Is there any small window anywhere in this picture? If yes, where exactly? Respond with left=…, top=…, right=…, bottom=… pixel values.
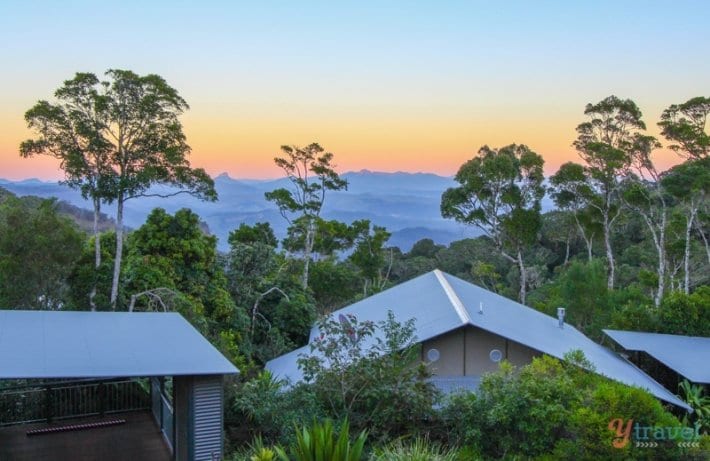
left=426, top=348, right=440, bottom=362
left=489, top=349, right=503, bottom=363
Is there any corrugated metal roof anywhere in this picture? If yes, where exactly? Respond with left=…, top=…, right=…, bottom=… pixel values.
left=308, top=271, right=463, bottom=344
left=0, top=310, right=238, bottom=379
left=265, top=270, right=691, bottom=410
left=603, top=329, right=710, bottom=384
left=441, top=273, right=691, bottom=410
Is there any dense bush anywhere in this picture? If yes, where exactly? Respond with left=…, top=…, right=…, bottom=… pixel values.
left=370, top=437, right=462, bottom=461
left=298, top=311, right=439, bottom=442
left=610, top=286, right=710, bottom=337
left=441, top=352, right=704, bottom=460
left=231, top=371, right=325, bottom=445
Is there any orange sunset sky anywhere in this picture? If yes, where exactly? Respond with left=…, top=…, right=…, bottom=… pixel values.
left=1, top=1, right=708, bottom=180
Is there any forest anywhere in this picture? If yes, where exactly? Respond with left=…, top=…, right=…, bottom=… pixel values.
left=0, top=70, right=708, bottom=459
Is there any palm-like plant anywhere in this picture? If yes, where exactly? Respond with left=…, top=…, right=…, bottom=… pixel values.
left=276, top=419, right=367, bottom=461
left=679, top=380, right=710, bottom=432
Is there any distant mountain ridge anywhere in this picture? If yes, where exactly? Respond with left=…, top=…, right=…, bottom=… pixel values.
left=0, top=171, right=481, bottom=251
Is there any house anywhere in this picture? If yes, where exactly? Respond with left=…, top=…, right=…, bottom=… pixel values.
left=603, top=329, right=710, bottom=391
left=0, top=310, right=238, bottom=461
left=266, top=270, right=690, bottom=411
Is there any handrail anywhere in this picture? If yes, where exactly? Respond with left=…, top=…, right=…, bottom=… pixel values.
left=0, top=379, right=150, bottom=426
left=0, top=377, right=133, bottom=392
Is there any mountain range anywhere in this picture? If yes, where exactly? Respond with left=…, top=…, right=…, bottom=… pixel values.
left=0, top=171, right=486, bottom=251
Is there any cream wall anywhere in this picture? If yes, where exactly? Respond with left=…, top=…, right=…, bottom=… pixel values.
left=421, top=326, right=541, bottom=376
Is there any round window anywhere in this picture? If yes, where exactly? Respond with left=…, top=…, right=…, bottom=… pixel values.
left=489, top=349, right=503, bottom=363
left=426, top=348, right=440, bottom=362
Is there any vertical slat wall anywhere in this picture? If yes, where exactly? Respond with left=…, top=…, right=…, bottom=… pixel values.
left=191, top=376, right=223, bottom=461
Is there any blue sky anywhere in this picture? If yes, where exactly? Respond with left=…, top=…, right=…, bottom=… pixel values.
left=1, top=1, right=708, bottom=178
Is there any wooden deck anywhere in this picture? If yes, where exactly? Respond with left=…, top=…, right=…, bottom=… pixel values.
left=0, top=411, right=172, bottom=461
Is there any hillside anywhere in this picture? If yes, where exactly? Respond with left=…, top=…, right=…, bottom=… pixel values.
left=0, top=171, right=483, bottom=250
left=0, top=186, right=115, bottom=233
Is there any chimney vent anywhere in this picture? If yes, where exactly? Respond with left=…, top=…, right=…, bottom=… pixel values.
left=557, top=307, right=566, bottom=328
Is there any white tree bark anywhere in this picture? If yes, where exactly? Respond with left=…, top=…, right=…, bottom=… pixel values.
left=517, top=249, right=527, bottom=305
left=301, top=218, right=316, bottom=290
left=683, top=206, right=698, bottom=294
left=110, top=194, right=124, bottom=309
left=603, top=210, right=615, bottom=290
left=89, top=196, right=101, bottom=311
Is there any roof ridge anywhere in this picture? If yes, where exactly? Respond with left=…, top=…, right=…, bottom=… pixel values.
left=433, top=269, right=471, bottom=325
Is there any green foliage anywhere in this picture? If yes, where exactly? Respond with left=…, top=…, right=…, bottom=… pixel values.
left=0, top=196, right=84, bottom=309
left=66, top=231, right=116, bottom=310
left=275, top=419, right=366, bottom=461
left=270, top=292, right=317, bottom=346
left=21, top=69, right=217, bottom=308
left=283, top=217, right=352, bottom=259
left=370, top=437, right=460, bottom=461
left=265, top=143, right=347, bottom=289
left=230, top=222, right=279, bottom=247
left=658, top=96, right=710, bottom=160
left=20, top=72, right=115, bottom=215
left=679, top=380, right=710, bottom=433
left=657, top=287, right=710, bottom=336
left=308, top=259, right=360, bottom=314
left=441, top=143, right=545, bottom=303
left=232, top=371, right=325, bottom=445
left=610, top=287, right=710, bottom=337
left=347, top=219, right=392, bottom=295
left=298, top=311, right=438, bottom=441
left=661, top=157, right=710, bottom=201
left=408, top=238, right=444, bottom=259
left=540, top=259, right=611, bottom=338
left=442, top=352, right=689, bottom=460
left=122, top=208, right=248, bottom=364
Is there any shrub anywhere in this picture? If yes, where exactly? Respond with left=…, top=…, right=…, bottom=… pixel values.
left=275, top=419, right=367, bottom=461
left=231, top=371, right=324, bottom=445
left=442, top=352, right=693, bottom=460
left=297, top=310, right=439, bottom=441
left=679, top=380, right=710, bottom=433
left=370, top=437, right=460, bottom=461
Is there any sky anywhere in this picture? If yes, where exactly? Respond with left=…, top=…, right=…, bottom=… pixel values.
left=1, top=1, right=708, bottom=180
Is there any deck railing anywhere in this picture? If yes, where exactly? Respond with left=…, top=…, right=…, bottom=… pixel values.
left=0, top=378, right=151, bottom=426
left=150, top=377, right=175, bottom=450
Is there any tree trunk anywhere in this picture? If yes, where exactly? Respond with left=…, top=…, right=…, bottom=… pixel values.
left=110, top=195, right=124, bottom=310
left=89, top=197, right=101, bottom=312
left=587, top=239, right=593, bottom=262
left=696, top=218, right=710, bottom=265
left=603, top=211, right=615, bottom=290
left=637, top=203, right=667, bottom=307
left=573, top=213, right=593, bottom=262
left=517, top=249, right=527, bottom=305
left=683, top=207, right=697, bottom=295
left=301, top=218, right=316, bottom=290
left=655, top=220, right=666, bottom=307
left=655, top=226, right=666, bottom=307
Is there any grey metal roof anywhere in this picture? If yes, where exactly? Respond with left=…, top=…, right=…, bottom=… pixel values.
left=603, top=329, right=710, bottom=384
left=266, top=270, right=691, bottom=410
left=0, top=310, right=238, bottom=379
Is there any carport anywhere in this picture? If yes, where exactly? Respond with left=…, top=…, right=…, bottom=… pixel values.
left=0, top=310, right=238, bottom=461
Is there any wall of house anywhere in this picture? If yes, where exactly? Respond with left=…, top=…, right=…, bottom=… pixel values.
left=421, top=328, right=465, bottom=375
left=421, top=326, right=541, bottom=376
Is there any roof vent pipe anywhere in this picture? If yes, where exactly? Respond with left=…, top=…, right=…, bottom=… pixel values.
left=557, top=307, right=566, bottom=328
left=479, top=302, right=484, bottom=314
